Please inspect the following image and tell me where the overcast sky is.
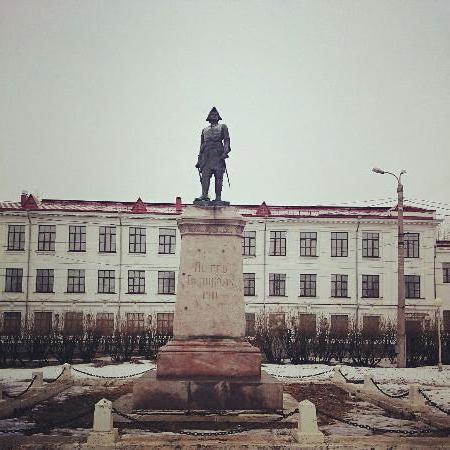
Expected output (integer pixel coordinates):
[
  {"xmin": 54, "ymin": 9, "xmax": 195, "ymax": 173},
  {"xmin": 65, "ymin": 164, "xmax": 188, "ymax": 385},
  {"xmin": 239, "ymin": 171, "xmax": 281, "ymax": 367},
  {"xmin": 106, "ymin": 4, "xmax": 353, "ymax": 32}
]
[{"xmin": 1, "ymin": 0, "xmax": 449, "ymax": 213}]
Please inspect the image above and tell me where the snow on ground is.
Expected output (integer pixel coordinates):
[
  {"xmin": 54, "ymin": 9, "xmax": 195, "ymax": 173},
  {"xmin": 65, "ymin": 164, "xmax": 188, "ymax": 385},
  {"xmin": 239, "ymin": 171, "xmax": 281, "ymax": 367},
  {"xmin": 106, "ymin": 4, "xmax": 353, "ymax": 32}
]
[{"xmin": 0, "ymin": 359, "xmax": 155, "ymax": 382}]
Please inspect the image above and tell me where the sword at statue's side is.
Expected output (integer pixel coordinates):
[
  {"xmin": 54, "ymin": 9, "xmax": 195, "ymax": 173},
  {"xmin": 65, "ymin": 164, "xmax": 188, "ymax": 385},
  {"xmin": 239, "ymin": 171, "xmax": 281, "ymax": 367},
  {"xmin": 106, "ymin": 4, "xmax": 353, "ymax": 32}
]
[
  {"xmin": 224, "ymin": 160, "xmax": 231, "ymax": 188},
  {"xmin": 197, "ymin": 167, "xmax": 202, "ymax": 184}
]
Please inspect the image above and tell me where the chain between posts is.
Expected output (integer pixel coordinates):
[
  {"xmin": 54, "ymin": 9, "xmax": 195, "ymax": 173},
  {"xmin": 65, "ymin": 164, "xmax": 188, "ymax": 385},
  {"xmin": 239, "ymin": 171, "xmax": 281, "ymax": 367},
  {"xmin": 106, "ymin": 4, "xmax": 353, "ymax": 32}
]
[
  {"xmin": 315, "ymin": 407, "xmax": 449, "ymax": 436},
  {"xmin": 112, "ymin": 407, "xmax": 299, "ymax": 436},
  {"xmin": 369, "ymin": 378, "xmax": 409, "ymax": 399},
  {"xmin": 45, "ymin": 366, "xmax": 66, "ymax": 383},
  {"xmin": 419, "ymin": 390, "xmax": 450, "ymax": 415},
  {"xmin": 271, "ymin": 368, "xmax": 333, "ymax": 379},
  {"xmin": 2, "ymin": 375, "xmax": 37, "ymax": 399},
  {"xmin": 338, "ymin": 369, "xmax": 364, "ymax": 384},
  {"xmin": 72, "ymin": 366, "xmax": 154, "ymax": 379}
]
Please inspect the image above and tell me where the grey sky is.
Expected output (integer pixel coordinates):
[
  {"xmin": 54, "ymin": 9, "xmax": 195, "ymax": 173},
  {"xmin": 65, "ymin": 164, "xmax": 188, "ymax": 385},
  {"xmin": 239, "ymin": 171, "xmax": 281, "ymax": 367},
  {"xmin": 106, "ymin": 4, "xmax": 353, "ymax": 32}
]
[{"xmin": 1, "ymin": 0, "xmax": 449, "ymax": 212}]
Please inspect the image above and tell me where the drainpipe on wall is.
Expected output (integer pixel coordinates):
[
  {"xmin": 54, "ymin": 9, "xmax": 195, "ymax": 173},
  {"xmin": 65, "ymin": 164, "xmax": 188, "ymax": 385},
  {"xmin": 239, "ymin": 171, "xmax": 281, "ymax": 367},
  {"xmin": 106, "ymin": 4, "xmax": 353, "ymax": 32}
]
[
  {"xmin": 355, "ymin": 217, "xmax": 361, "ymax": 329},
  {"xmin": 118, "ymin": 214, "xmax": 123, "ymax": 323},
  {"xmin": 25, "ymin": 211, "xmax": 32, "ymax": 330},
  {"xmin": 263, "ymin": 218, "xmax": 267, "ymax": 317},
  {"xmin": 434, "ymin": 243, "xmax": 437, "ymax": 300}
]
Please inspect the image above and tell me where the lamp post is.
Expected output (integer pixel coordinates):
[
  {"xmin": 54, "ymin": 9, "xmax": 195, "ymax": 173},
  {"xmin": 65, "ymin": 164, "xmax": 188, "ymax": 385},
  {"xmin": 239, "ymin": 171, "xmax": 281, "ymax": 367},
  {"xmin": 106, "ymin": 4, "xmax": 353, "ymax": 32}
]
[
  {"xmin": 372, "ymin": 167, "xmax": 407, "ymax": 368},
  {"xmin": 434, "ymin": 297, "xmax": 443, "ymax": 372}
]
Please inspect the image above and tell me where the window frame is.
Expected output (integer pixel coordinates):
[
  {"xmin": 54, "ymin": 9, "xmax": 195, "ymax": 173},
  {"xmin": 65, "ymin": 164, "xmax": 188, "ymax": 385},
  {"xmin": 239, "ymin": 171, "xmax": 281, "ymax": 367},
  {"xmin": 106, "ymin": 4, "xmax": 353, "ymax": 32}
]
[
  {"xmin": 299, "ymin": 273, "xmax": 317, "ymax": 297},
  {"xmin": 99, "ymin": 226, "xmax": 116, "ymax": 253},
  {"xmin": 243, "ymin": 273, "xmax": 256, "ymax": 296},
  {"xmin": 128, "ymin": 270, "xmax": 145, "ymax": 294},
  {"xmin": 269, "ymin": 231, "xmax": 286, "ymax": 256},
  {"xmin": 362, "ymin": 232, "xmax": 379, "ymax": 258},
  {"xmin": 7, "ymin": 225, "xmax": 25, "ymax": 251},
  {"xmin": 158, "ymin": 228, "xmax": 176, "ymax": 254},
  {"xmin": 98, "ymin": 270, "xmax": 115, "ymax": 294},
  {"xmin": 38, "ymin": 225, "xmax": 56, "ymax": 251},
  {"xmin": 242, "ymin": 231, "xmax": 256, "ymax": 256},
  {"xmin": 5, "ymin": 268, "xmax": 23, "ymax": 293},
  {"xmin": 442, "ymin": 263, "xmax": 450, "ymax": 284},
  {"xmin": 69, "ymin": 225, "xmax": 86, "ymax": 252},
  {"xmin": 64, "ymin": 311, "xmax": 83, "ymax": 335},
  {"xmin": 129, "ymin": 227, "xmax": 146, "ymax": 254},
  {"xmin": 157, "ymin": 271, "xmax": 176, "ymax": 294},
  {"xmin": 67, "ymin": 269, "xmax": 85, "ymax": 293},
  {"xmin": 157, "ymin": 312, "xmax": 174, "ymax": 335},
  {"xmin": 269, "ymin": 273, "xmax": 286, "ymax": 296},
  {"xmin": 36, "ymin": 269, "xmax": 54, "ymax": 293},
  {"xmin": 299, "ymin": 232, "xmax": 317, "ymax": 257},
  {"xmin": 404, "ymin": 232, "xmax": 420, "ymax": 258},
  {"xmin": 331, "ymin": 274, "xmax": 349, "ymax": 298},
  {"xmin": 361, "ymin": 274, "xmax": 380, "ymax": 298},
  {"xmin": 3, "ymin": 312, "xmax": 21, "ymax": 335},
  {"xmin": 331, "ymin": 232, "xmax": 348, "ymax": 257},
  {"xmin": 34, "ymin": 312, "xmax": 52, "ymax": 335},
  {"xmin": 405, "ymin": 274, "xmax": 421, "ymax": 299}
]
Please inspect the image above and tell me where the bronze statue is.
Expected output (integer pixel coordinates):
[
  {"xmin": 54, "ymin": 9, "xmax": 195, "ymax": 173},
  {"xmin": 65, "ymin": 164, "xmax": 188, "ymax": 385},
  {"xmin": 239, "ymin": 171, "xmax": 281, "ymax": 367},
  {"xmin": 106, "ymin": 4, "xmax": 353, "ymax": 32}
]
[{"xmin": 194, "ymin": 107, "xmax": 230, "ymax": 205}]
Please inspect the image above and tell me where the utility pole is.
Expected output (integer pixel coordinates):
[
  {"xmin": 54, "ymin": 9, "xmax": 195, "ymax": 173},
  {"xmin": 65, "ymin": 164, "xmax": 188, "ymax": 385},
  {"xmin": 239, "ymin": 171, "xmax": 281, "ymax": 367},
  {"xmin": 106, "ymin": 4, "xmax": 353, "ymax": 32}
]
[{"xmin": 372, "ymin": 168, "xmax": 407, "ymax": 368}]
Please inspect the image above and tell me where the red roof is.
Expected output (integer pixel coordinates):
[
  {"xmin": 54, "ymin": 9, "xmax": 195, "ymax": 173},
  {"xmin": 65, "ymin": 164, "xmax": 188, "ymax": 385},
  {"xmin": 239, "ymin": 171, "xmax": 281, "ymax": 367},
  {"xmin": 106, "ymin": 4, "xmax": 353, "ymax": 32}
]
[{"xmin": 0, "ymin": 195, "xmax": 436, "ymax": 220}]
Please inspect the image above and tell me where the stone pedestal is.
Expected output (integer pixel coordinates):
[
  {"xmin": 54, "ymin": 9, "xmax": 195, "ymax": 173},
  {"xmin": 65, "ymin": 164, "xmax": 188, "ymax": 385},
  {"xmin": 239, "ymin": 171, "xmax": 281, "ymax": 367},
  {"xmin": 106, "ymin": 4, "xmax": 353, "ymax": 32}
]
[{"xmin": 133, "ymin": 206, "xmax": 282, "ymax": 412}]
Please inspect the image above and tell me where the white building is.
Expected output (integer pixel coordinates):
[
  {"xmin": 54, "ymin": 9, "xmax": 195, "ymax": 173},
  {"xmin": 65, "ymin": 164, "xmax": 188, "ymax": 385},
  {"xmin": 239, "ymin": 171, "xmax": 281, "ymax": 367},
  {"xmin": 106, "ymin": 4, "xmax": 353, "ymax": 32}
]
[{"xmin": 0, "ymin": 193, "xmax": 448, "ymax": 336}]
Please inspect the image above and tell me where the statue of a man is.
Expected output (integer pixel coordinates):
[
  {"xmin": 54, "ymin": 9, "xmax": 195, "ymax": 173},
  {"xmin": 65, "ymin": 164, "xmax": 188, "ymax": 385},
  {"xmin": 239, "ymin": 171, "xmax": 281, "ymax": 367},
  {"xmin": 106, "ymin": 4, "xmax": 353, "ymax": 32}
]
[{"xmin": 194, "ymin": 107, "xmax": 230, "ymax": 205}]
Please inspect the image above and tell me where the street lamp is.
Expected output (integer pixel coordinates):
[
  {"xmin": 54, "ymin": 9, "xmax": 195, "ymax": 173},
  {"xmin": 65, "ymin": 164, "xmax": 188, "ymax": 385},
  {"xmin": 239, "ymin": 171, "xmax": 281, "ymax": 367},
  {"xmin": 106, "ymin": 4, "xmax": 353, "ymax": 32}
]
[
  {"xmin": 372, "ymin": 167, "xmax": 407, "ymax": 368},
  {"xmin": 434, "ymin": 297, "xmax": 443, "ymax": 372}
]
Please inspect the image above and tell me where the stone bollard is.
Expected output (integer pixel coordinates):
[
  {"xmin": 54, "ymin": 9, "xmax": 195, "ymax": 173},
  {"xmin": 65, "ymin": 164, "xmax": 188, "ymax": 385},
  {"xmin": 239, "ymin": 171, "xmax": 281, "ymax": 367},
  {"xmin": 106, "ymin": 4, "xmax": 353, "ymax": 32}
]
[
  {"xmin": 86, "ymin": 398, "xmax": 119, "ymax": 445},
  {"xmin": 332, "ymin": 365, "xmax": 346, "ymax": 383},
  {"xmin": 31, "ymin": 371, "xmax": 44, "ymax": 389},
  {"xmin": 60, "ymin": 363, "xmax": 72, "ymax": 381},
  {"xmin": 363, "ymin": 374, "xmax": 378, "ymax": 393},
  {"xmin": 296, "ymin": 400, "xmax": 324, "ymax": 444},
  {"xmin": 409, "ymin": 384, "xmax": 426, "ymax": 412}
]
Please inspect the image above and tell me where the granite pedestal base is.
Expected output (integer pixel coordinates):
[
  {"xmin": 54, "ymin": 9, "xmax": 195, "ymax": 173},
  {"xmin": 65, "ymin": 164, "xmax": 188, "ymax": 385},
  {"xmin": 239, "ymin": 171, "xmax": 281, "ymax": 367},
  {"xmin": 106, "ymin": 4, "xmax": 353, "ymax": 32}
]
[
  {"xmin": 132, "ymin": 371, "xmax": 283, "ymax": 412},
  {"xmin": 157, "ymin": 338, "xmax": 261, "ymax": 378}
]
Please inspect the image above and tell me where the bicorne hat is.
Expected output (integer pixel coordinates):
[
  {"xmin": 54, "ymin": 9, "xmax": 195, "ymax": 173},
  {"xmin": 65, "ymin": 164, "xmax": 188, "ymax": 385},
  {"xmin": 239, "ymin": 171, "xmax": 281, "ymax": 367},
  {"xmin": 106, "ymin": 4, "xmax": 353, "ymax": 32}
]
[{"xmin": 206, "ymin": 107, "xmax": 222, "ymax": 122}]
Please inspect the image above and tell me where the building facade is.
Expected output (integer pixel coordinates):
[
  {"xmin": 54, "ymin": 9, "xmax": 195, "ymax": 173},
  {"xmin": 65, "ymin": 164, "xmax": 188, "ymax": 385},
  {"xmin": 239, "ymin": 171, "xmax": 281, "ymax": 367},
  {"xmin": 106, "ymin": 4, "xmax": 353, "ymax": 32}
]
[{"xmin": 1, "ymin": 193, "xmax": 449, "ymax": 336}]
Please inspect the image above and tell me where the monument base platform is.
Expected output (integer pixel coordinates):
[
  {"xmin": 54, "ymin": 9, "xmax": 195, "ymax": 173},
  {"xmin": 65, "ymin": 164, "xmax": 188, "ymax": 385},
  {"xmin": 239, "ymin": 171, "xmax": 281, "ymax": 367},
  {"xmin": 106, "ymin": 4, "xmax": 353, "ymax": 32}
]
[
  {"xmin": 132, "ymin": 370, "xmax": 283, "ymax": 412},
  {"xmin": 157, "ymin": 338, "xmax": 261, "ymax": 378}
]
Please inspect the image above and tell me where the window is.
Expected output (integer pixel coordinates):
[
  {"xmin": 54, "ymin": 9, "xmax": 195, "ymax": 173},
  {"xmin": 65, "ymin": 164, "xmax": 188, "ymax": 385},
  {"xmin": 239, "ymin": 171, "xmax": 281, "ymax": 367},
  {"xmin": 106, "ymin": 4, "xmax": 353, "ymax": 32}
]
[
  {"xmin": 99, "ymin": 226, "xmax": 116, "ymax": 253},
  {"xmin": 299, "ymin": 274, "xmax": 316, "ymax": 297},
  {"xmin": 331, "ymin": 274, "xmax": 348, "ymax": 298},
  {"xmin": 96, "ymin": 313, "xmax": 114, "ymax": 335},
  {"xmin": 269, "ymin": 313, "xmax": 285, "ymax": 330},
  {"xmin": 269, "ymin": 273, "xmax": 286, "ymax": 296},
  {"xmin": 245, "ymin": 313, "xmax": 256, "ymax": 336},
  {"xmin": 159, "ymin": 228, "xmax": 176, "ymax": 254},
  {"xmin": 443, "ymin": 310, "xmax": 450, "ymax": 333},
  {"xmin": 405, "ymin": 275, "xmax": 420, "ymax": 298},
  {"xmin": 64, "ymin": 312, "xmax": 83, "ymax": 335},
  {"xmin": 269, "ymin": 231, "xmax": 286, "ymax": 256},
  {"xmin": 126, "ymin": 313, "xmax": 145, "ymax": 334},
  {"xmin": 362, "ymin": 315, "xmax": 380, "ymax": 336},
  {"xmin": 362, "ymin": 275, "xmax": 379, "ymax": 298},
  {"xmin": 300, "ymin": 232, "xmax": 317, "ymax": 256},
  {"xmin": 128, "ymin": 270, "xmax": 145, "ymax": 294},
  {"xmin": 36, "ymin": 269, "xmax": 54, "ymax": 293},
  {"xmin": 7, "ymin": 225, "xmax": 25, "ymax": 251},
  {"xmin": 331, "ymin": 232, "xmax": 348, "ymax": 257},
  {"xmin": 243, "ymin": 231, "xmax": 256, "ymax": 256},
  {"xmin": 5, "ymin": 268, "xmax": 23, "ymax": 292},
  {"xmin": 443, "ymin": 263, "xmax": 450, "ymax": 283},
  {"xmin": 69, "ymin": 225, "xmax": 86, "ymax": 252},
  {"xmin": 362, "ymin": 232, "xmax": 379, "ymax": 258},
  {"xmin": 38, "ymin": 225, "xmax": 56, "ymax": 251},
  {"xmin": 243, "ymin": 273, "xmax": 256, "ymax": 296},
  {"xmin": 404, "ymin": 233, "xmax": 419, "ymax": 258},
  {"xmin": 129, "ymin": 227, "xmax": 146, "ymax": 254},
  {"xmin": 330, "ymin": 315, "xmax": 348, "ymax": 337},
  {"xmin": 3, "ymin": 312, "xmax": 21, "ymax": 335},
  {"xmin": 298, "ymin": 314, "xmax": 316, "ymax": 336},
  {"xmin": 67, "ymin": 269, "xmax": 85, "ymax": 293},
  {"xmin": 158, "ymin": 271, "xmax": 176, "ymax": 294},
  {"xmin": 34, "ymin": 312, "xmax": 52, "ymax": 335},
  {"xmin": 98, "ymin": 270, "xmax": 115, "ymax": 294},
  {"xmin": 157, "ymin": 313, "xmax": 174, "ymax": 334}
]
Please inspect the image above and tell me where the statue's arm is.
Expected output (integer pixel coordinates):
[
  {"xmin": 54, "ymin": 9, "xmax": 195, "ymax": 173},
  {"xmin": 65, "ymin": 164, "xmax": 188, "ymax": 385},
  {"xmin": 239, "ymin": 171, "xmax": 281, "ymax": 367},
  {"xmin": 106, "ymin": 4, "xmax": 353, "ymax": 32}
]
[
  {"xmin": 195, "ymin": 130, "xmax": 205, "ymax": 168},
  {"xmin": 222, "ymin": 124, "xmax": 230, "ymax": 158}
]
